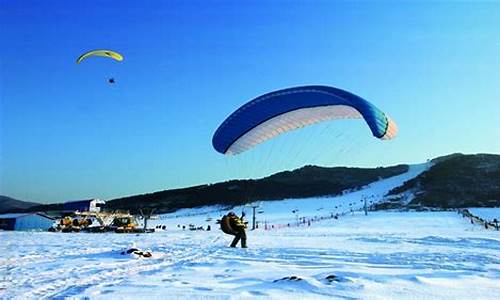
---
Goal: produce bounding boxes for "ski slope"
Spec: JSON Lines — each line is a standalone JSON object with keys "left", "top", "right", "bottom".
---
{"left": 158, "top": 163, "right": 431, "bottom": 230}
{"left": 1, "top": 163, "right": 499, "bottom": 299}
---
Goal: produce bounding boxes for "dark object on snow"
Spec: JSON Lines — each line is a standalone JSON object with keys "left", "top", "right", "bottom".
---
{"left": 121, "top": 248, "right": 152, "bottom": 258}
{"left": 124, "top": 248, "right": 139, "bottom": 254}
{"left": 324, "top": 274, "right": 350, "bottom": 283}
{"left": 274, "top": 276, "right": 302, "bottom": 282}
{"left": 325, "top": 275, "right": 340, "bottom": 282}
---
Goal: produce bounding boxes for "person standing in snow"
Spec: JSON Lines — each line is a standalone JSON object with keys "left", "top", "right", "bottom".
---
{"left": 227, "top": 211, "right": 248, "bottom": 248}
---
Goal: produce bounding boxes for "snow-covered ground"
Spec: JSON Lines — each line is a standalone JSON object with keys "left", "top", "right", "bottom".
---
{"left": 1, "top": 211, "right": 499, "bottom": 299}
{"left": 1, "top": 164, "right": 499, "bottom": 299}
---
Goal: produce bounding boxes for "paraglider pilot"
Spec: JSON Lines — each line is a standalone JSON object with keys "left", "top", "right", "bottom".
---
{"left": 228, "top": 211, "right": 248, "bottom": 248}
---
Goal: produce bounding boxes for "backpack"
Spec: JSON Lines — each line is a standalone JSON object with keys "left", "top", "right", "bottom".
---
{"left": 219, "top": 215, "right": 237, "bottom": 235}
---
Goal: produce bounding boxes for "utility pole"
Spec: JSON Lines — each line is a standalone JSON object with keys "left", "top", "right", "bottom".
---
{"left": 364, "top": 196, "right": 368, "bottom": 216}
{"left": 245, "top": 202, "right": 262, "bottom": 230}
{"left": 251, "top": 205, "right": 259, "bottom": 230}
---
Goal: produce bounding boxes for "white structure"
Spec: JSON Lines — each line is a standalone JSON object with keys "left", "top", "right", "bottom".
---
{"left": 0, "top": 213, "right": 54, "bottom": 231}
{"left": 89, "top": 199, "right": 105, "bottom": 212}
{"left": 63, "top": 199, "right": 105, "bottom": 212}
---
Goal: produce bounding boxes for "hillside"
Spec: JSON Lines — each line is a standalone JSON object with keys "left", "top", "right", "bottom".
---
{"left": 0, "top": 196, "right": 39, "bottom": 213}
{"left": 5, "top": 153, "right": 500, "bottom": 214}
{"left": 105, "top": 165, "right": 408, "bottom": 213}
{"left": 381, "top": 153, "right": 500, "bottom": 209}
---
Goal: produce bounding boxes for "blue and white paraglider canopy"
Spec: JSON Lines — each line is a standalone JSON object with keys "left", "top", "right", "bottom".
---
{"left": 212, "top": 85, "right": 397, "bottom": 155}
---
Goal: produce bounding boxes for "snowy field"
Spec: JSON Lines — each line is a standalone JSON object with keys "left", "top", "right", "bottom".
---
{"left": 1, "top": 164, "right": 499, "bottom": 299}
{"left": 1, "top": 210, "right": 499, "bottom": 299}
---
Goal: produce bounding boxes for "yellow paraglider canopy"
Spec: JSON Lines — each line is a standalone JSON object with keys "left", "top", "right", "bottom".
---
{"left": 76, "top": 49, "right": 123, "bottom": 64}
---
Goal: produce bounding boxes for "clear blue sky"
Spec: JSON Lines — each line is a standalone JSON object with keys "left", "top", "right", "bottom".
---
{"left": 1, "top": 0, "right": 499, "bottom": 203}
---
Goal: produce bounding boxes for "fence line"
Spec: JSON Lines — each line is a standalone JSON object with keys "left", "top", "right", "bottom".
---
{"left": 457, "top": 209, "right": 499, "bottom": 230}
{"left": 258, "top": 206, "right": 369, "bottom": 231}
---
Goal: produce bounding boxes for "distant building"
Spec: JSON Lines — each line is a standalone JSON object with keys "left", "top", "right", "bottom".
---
{"left": 0, "top": 213, "right": 55, "bottom": 231}
{"left": 62, "top": 199, "right": 105, "bottom": 212}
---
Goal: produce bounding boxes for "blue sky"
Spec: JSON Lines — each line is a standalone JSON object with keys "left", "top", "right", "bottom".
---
{"left": 1, "top": 0, "right": 499, "bottom": 203}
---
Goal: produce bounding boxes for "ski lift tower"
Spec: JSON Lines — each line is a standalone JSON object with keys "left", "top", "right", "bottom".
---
{"left": 246, "top": 202, "right": 262, "bottom": 230}
{"left": 363, "top": 195, "right": 368, "bottom": 216}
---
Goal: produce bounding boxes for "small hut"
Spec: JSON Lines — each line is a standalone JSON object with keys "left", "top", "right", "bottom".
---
{"left": 0, "top": 213, "right": 54, "bottom": 231}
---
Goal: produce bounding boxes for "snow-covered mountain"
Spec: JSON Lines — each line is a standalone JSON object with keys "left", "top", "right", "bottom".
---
{"left": 105, "top": 164, "right": 409, "bottom": 214}
{"left": 159, "top": 162, "right": 431, "bottom": 230}
{"left": 3, "top": 153, "right": 499, "bottom": 215}
{"left": 106, "top": 153, "right": 500, "bottom": 214}
{"left": 385, "top": 153, "right": 500, "bottom": 209}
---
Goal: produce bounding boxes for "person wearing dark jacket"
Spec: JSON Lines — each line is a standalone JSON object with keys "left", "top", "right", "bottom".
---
{"left": 227, "top": 212, "right": 247, "bottom": 248}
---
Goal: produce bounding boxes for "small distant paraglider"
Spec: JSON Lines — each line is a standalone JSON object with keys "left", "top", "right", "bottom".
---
{"left": 77, "top": 49, "right": 123, "bottom": 84}
{"left": 76, "top": 49, "right": 123, "bottom": 64}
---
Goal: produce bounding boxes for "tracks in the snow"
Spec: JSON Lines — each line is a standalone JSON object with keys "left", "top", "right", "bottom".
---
{"left": 16, "top": 236, "right": 224, "bottom": 299}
